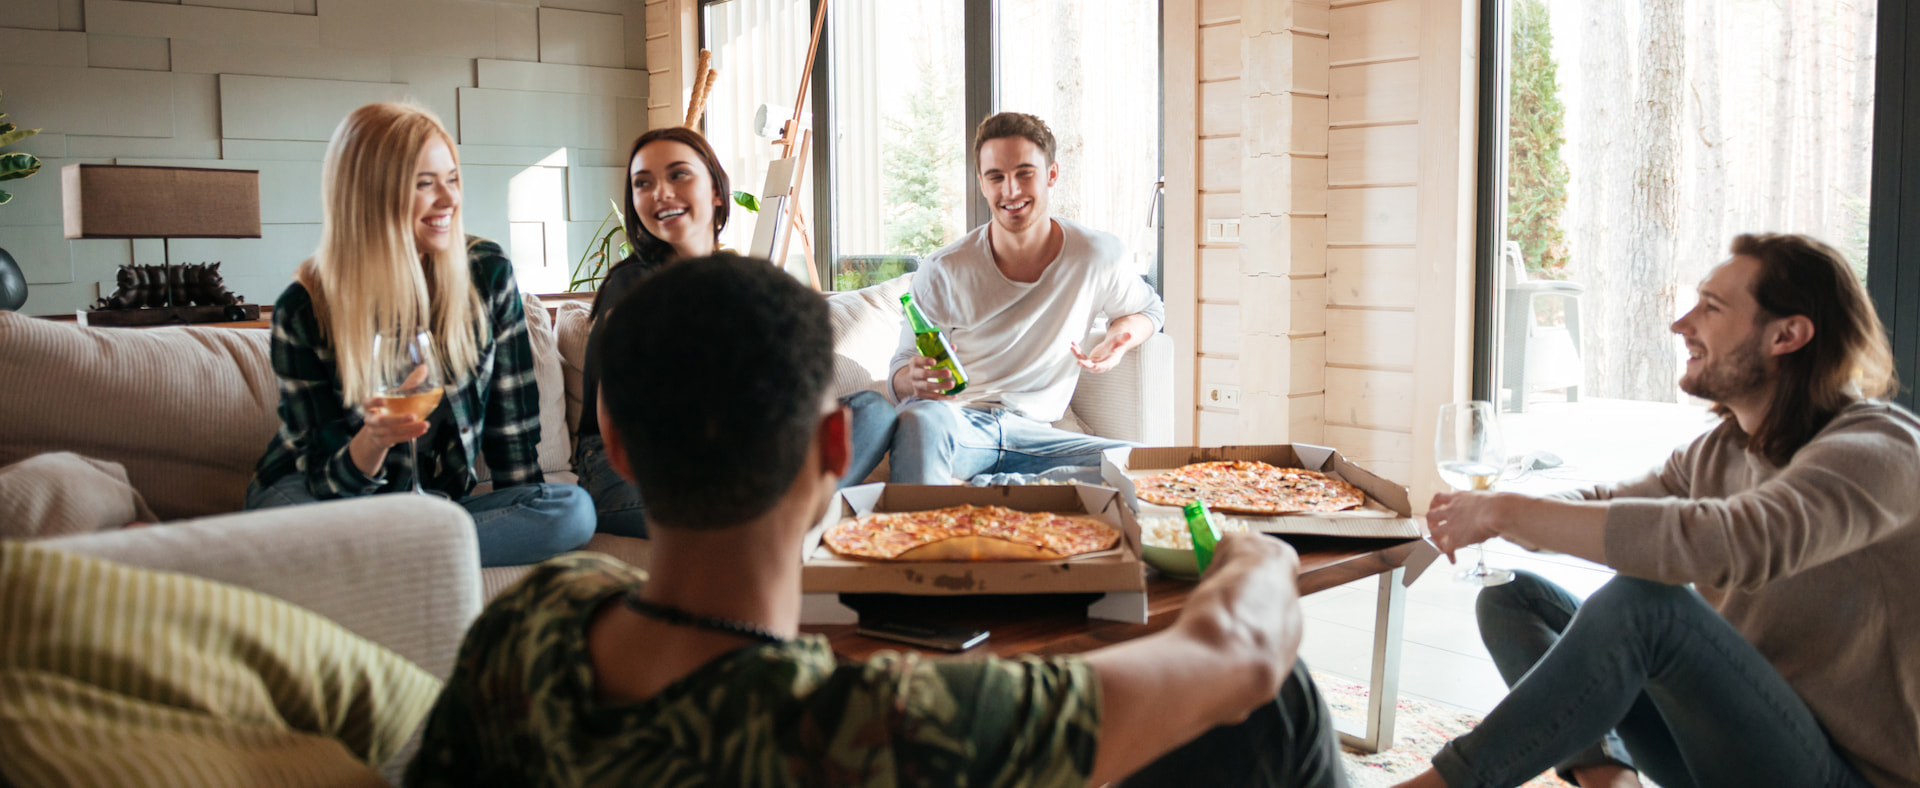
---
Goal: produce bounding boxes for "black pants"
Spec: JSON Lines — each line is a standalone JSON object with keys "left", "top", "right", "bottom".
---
{"left": 1122, "top": 659, "right": 1350, "bottom": 788}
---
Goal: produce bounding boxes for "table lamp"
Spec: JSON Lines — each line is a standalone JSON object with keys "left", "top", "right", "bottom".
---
{"left": 62, "top": 163, "right": 262, "bottom": 326}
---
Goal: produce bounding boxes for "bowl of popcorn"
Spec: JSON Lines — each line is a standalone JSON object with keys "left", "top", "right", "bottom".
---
{"left": 1135, "top": 512, "right": 1252, "bottom": 580}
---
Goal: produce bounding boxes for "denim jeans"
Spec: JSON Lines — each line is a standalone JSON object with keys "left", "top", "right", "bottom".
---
{"left": 573, "top": 390, "right": 902, "bottom": 537}
{"left": 1440, "top": 570, "right": 1871, "bottom": 788}
{"left": 888, "top": 400, "right": 1131, "bottom": 484}
{"left": 1122, "top": 659, "right": 1348, "bottom": 788}
{"left": 244, "top": 472, "right": 595, "bottom": 568}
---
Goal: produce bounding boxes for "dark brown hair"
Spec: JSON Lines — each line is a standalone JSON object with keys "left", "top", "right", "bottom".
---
{"left": 621, "top": 127, "right": 731, "bottom": 264}
{"left": 1723, "top": 233, "right": 1896, "bottom": 465}
{"left": 973, "top": 112, "right": 1057, "bottom": 167}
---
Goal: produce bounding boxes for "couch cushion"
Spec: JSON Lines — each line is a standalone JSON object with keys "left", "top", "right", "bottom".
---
{"left": 825, "top": 273, "right": 912, "bottom": 400}
{"left": 469, "top": 293, "right": 572, "bottom": 483}
{"left": 0, "top": 312, "right": 279, "bottom": 520}
{"left": 556, "top": 300, "right": 592, "bottom": 436}
{"left": 0, "top": 541, "right": 441, "bottom": 784}
{"left": 0, "top": 452, "right": 157, "bottom": 540}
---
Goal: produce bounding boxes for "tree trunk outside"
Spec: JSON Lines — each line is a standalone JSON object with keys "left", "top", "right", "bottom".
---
{"left": 1766, "top": 0, "right": 1796, "bottom": 229}
{"left": 1620, "top": 0, "right": 1683, "bottom": 402}
{"left": 1573, "top": 0, "right": 1633, "bottom": 399}
{"left": 1688, "top": 0, "right": 1727, "bottom": 283}
{"left": 1049, "top": 0, "right": 1084, "bottom": 223}
{"left": 1844, "top": 0, "right": 1876, "bottom": 265}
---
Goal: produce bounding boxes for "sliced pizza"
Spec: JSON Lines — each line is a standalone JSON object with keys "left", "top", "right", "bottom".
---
{"left": 1133, "top": 460, "right": 1366, "bottom": 514}
{"left": 823, "top": 504, "right": 1121, "bottom": 561}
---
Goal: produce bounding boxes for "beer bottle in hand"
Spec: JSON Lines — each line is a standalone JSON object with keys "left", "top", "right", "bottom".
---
{"left": 900, "top": 292, "right": 969, "bottom": 395}
{"left": 1183, "top": 500, "right": 1223, "bottom": 574}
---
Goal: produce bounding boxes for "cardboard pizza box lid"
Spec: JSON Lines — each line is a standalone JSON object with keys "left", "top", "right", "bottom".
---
{"left": 800, "top": 482, "right": 1146, "bottom": 596}
{"left": 1101, "top": 444, "right": 1421, "bottom": 541}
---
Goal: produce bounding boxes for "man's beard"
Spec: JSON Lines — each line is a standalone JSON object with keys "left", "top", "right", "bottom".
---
{"left": 1679, "top": 333, "right": 1771, "bottom": 403}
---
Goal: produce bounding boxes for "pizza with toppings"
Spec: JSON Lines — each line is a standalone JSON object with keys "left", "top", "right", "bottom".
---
{"left": 1132, "top": 460, "right": 1366, "bottom": 514}
{"left": 823, "top": 504, "right": 1122, "bottom": 561}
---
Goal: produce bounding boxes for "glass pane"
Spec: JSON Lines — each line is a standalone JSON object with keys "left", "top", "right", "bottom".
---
{"left": 1495, "top": 0, "right": 1875, "bottom": 490}
{"left": 703, "top": 0, "right": 814, "bottom": 261}
{"left": 828, "top": 0, "right": 966, "bottom": 290}
{"left": 998, "top": 0, "right": 1161, "bottom": 280}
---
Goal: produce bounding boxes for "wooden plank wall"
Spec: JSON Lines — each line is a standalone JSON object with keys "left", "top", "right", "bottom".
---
{"left": 1182, "top": 0, "right": 1331, "bottom": 448}
{"left": 3, "top": 0, "right": 652, "bottom": 316}
{"left": 1324, "top": 0, "right": 1424, "bottom": 486}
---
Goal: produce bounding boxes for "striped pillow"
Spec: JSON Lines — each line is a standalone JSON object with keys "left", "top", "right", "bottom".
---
{"left": 0, "top": 542, "right": 443, "bottom": 787}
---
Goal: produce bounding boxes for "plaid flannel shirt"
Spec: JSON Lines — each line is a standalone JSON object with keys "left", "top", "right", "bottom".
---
{"left": 252, "top": 238, "right": 544, "bottom": 500}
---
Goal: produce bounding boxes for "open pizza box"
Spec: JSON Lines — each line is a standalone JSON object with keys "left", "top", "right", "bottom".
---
{"left": 1102, "top": 443, "right": 1427, "bottom": 543}
{"left": 798, "top": 483, "right": 1148, "bottom": 625}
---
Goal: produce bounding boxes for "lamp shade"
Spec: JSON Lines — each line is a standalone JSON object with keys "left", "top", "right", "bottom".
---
{"left": 62, "top": 164, "right": 262, "bottom": 240}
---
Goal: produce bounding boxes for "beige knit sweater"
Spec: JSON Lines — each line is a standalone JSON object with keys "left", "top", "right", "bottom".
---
{"left": 1585, "top": 400, "right": 1920, "bottom": 787}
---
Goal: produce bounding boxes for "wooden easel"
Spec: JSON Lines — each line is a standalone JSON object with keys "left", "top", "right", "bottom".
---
{"left": 767, "top": 0, "right": 828, "bottom": 290}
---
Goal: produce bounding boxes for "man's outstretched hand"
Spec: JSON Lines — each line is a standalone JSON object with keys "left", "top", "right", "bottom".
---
{"left": 1069, "top": 332, "right": 1133, "bottom": 373}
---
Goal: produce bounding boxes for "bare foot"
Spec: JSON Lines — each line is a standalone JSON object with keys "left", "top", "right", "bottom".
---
{"left": 1391, "top": 769, "right": 1449, "bottom": 788}
{"left": 1572, "top": 764, "right": 1642, "bottom": 788}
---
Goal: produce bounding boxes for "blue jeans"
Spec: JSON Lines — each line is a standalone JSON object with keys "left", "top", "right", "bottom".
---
{"left": 1122, "top": 659, "right": 1347, "bottom": 788}
{"left": 889, "top": 400, "right": 1131, "bottom": 484}
{"left": 244, "top": 472, "right": 595, "bottom": 568}
{"left": 1441, "top": 570, "right": 1870, "bottom": 788}
{"left": 573, "top": 390, "right": 901, "bottom": 537}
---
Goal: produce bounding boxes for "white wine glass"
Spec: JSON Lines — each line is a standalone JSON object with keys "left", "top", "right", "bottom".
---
{"left": 372, "top": 330, "right": 445, "bottom": 496}
{"left": 1435, "top": 400, "right": 1515, "bottom": 586}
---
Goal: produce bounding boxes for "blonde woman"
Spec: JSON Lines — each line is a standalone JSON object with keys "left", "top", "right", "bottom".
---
{"left": 246, "top": 102, "right": 593, "bottom": 567}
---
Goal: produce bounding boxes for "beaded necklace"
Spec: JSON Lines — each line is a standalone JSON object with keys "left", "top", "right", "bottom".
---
{"left": 622, "top": 592, "right": 788, "bottom": 645}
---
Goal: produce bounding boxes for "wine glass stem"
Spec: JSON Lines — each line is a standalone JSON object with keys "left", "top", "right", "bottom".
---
{"left": 1476, "top": 546, "right": 1490, "bottom": 574}
{"left": 407, "top": 437, "right": 423, "bottom": 494}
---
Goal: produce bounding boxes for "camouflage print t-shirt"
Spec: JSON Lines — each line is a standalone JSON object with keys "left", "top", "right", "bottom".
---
{"left": 407, "top": 553, "right": 1103, "bottom": 787}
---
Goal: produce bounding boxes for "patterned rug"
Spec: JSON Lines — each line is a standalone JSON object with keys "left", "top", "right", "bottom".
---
{"left": 1315, "top": 671, "right": 1570, "bottom": 788}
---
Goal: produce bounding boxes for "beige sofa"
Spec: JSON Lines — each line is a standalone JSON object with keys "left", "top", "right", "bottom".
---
{"left": 0, "top": 273, "right": 1170, "bottom": 594}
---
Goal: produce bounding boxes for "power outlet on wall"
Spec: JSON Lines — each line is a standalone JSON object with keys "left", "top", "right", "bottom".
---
{"left": 1202, "top": 384, "right": 1241, "bottom": 408}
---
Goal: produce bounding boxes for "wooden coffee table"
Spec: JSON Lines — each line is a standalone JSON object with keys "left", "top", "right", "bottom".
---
{"left": 804, "top": 535, "right": 1436, "bottom": 754}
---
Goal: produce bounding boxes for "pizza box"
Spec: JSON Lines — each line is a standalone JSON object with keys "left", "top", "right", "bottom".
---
{"left": 1101, "top": 444, "right": 1423, "bottom": 542}
{"left": 798, "top": 482, "right": 1148, "bottom": 625}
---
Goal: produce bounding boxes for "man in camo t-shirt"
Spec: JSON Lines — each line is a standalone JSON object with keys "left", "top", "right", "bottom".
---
{"left": 409, "top": 255, "right": 1346, "bottom": 787}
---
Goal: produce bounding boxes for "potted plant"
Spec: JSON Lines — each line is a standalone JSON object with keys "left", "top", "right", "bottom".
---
{"left": 0, "top": 90, "right": 41, "bottom": 311}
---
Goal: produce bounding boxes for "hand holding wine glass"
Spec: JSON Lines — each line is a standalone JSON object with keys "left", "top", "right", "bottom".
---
{"left": 370, "top": 330, "right": 445, "bottom": 495}
{"left": 1433, "top": 401, "right": 1515, "bottom": 587}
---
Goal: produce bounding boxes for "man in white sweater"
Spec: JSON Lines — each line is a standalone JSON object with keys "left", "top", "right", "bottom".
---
{"left": 1397, "top": 234, "right": 1918, "bottom": 788}
{"left": 887, "top": 112, "right": 1165, "bottom": 484}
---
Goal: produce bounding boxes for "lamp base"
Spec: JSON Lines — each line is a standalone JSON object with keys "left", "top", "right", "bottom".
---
{"left": 79, "top": 304, "right": 259, "bottom": 327}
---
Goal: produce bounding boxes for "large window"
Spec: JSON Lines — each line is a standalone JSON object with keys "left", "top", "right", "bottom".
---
{"left": 1475, "top": 0, "right": 1886, "bottom": 490}
{"left": 702, "top": 0, "right": 1162, "bottom": 291}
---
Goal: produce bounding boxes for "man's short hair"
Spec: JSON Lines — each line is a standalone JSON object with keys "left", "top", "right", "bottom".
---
{"left": 593, "top": 254, "right": 833, "bottom": 530}
{"left": 973, "top": 112, "right": 1057, "bottom": 167}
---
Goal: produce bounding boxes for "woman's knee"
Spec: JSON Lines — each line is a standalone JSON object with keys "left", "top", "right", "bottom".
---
{"left": 1475, "top": 568, "right": 1555, "bottom": 625}
{"left": 1585, "top": 574, "right": 1695, "bottom": 613}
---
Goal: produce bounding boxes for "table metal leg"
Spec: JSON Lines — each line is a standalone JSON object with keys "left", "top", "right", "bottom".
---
{"left": 1337, "top": 566, "right": 1406, "bottom": 754}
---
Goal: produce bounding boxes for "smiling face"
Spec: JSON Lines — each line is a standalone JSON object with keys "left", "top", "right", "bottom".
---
{"left": 411, "top": 138, "right": 460, "bottom": 255}
{"left": 1673, "top": 255, "right": 1774, "bottom": 405}
{"left": 632, "top": 139, "right": 721, "bottom": 259}
{"left": 976, "top": 136, "right": 1058, "bottom": 236}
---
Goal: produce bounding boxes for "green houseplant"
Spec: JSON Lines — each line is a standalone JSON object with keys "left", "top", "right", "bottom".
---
{"left": 0, "top": 90, "right": 42, "bottom": 311}
{"left": 567, "top": 198, "right": 630, "bottom": 292}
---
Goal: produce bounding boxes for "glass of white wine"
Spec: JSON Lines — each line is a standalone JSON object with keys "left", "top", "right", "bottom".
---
{"left": 1435, "top": 400, "right": 1515, "bottom": 586}
{"left": 372, "top": 330, "right": 445, "bottom": 496}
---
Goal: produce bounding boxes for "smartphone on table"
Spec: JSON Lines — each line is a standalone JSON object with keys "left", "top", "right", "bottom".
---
{"left": 856, "top": 619, "right": 991, "bottom": 652}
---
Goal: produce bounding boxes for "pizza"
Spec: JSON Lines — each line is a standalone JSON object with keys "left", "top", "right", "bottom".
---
{"left": 823, "top": 504, "right": 1121, "bottom": 561}
{"left": 1132, "top": 460, "right": 1366, "bottom": 514}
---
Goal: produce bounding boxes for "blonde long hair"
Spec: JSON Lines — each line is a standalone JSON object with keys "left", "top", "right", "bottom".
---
{"left": 298, "top": 102, "right": 487, "bottom": 407}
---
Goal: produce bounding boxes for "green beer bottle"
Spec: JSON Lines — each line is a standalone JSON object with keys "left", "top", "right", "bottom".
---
{"left": 900, "top": 293, "right": 969, "bottom": 395}
{"left": 1182, "top": 500, "right": 1223, "bottom": 575}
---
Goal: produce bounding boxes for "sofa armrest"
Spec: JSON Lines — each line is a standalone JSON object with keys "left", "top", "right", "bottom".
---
{"left": 1069, "top": 331, "right": 1173, "bottom": 445}
{"left": 37, "top": 496, "right": 483, "bottom": 681}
